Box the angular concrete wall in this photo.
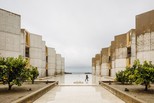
[0,9,21,57]
[92,58,96,75]
[20,30,26,57]
[100,48,110,76]
[115,34,128,73]
[30,33,43,77]
[95,54,101,76]
[41,41,46,77]
[61,57,65,74]
[137,32,154,64]
[115,47,127,73]
[130,32,137,66]
[101,63,109,76]
[48,47,56,76]
[111,61,116,77]
[56,54,62,75]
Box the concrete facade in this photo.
[100,48,110,76]
[0,8,65,78]
[29,33,43,77]
[115,34,128,73]
[61,57,65,74]
[110,41,116,77]
[56,54,62,75]
[95,54,101,76]
[41,41,46,77]
[0,9,21,58]
[92,10,154,78]
[92,58,96,75]
[136,10,154,64]
[48,47,56,76]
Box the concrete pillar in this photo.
[61,57,65,74]
[48,47,56,76]
[92,58,96,75]
[29,33,42,77]
[56,54,62,75]
[95,54,101,76]
[41,41,46,77]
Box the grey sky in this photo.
[0,0,154,68]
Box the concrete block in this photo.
[111,68,116,77]
[115,58,127,73]
[30,34,42,48]
[0,9,20,34]
[30,48,42,59]
[101,63,109,76]
[96,65,101,76]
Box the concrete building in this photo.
[92,10,154,78]
[92,57,96,75]
[41,41,46,77]
[136,10,154,64]
[0,9,21,58]
[61,57,65,74]
[114,34,128,73]
[20,29,30,66]
[56,54,62,75]
[110,41,116,77]
[47,47,56,76]
[29,33,43,77]
[0,8,65,77]
[100,47,111,76]
[95,54,101,76]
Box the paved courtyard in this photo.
[34,74,124,103]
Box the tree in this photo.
[0,56,30,90]
[29,66,39,84]
[116,60,154,91]
[134,61,154,91]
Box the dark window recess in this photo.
[127,47,131,57]
[25,47,29,57]
[109,56,111,62]
[46,56,48,63]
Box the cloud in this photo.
[0,0,154,68]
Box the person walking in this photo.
[85,75,89,82]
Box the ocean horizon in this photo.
[65,67,92,73]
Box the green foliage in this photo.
[29,66,39,84]
[0,56,30,90]
[116,59,154,91]
[134,61,154,91]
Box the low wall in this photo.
[12,81,58,103]
[99,81,145,103]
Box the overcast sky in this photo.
[0,0,154,69]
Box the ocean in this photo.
[65,67,92,73]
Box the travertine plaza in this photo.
[92,10,154,77]
[0,8,65,77]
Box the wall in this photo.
[61,57,65,74]
[30,33,43,77]
[95,54,101,76]
[101,48,110,76]
[137,32,154,64]
[56,54,62,75]
[0,9,21,57]
[41,41,46,77]
[115,34,127,73]
[48,47,56,76]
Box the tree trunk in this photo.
[32,79,34,84]
[145,84,148,91]
[8,84,12,90]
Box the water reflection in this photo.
[47,74,114,85]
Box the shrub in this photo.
[0,56,30,90]
[29,66,39,84]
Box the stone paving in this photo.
[34,74,125,103]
